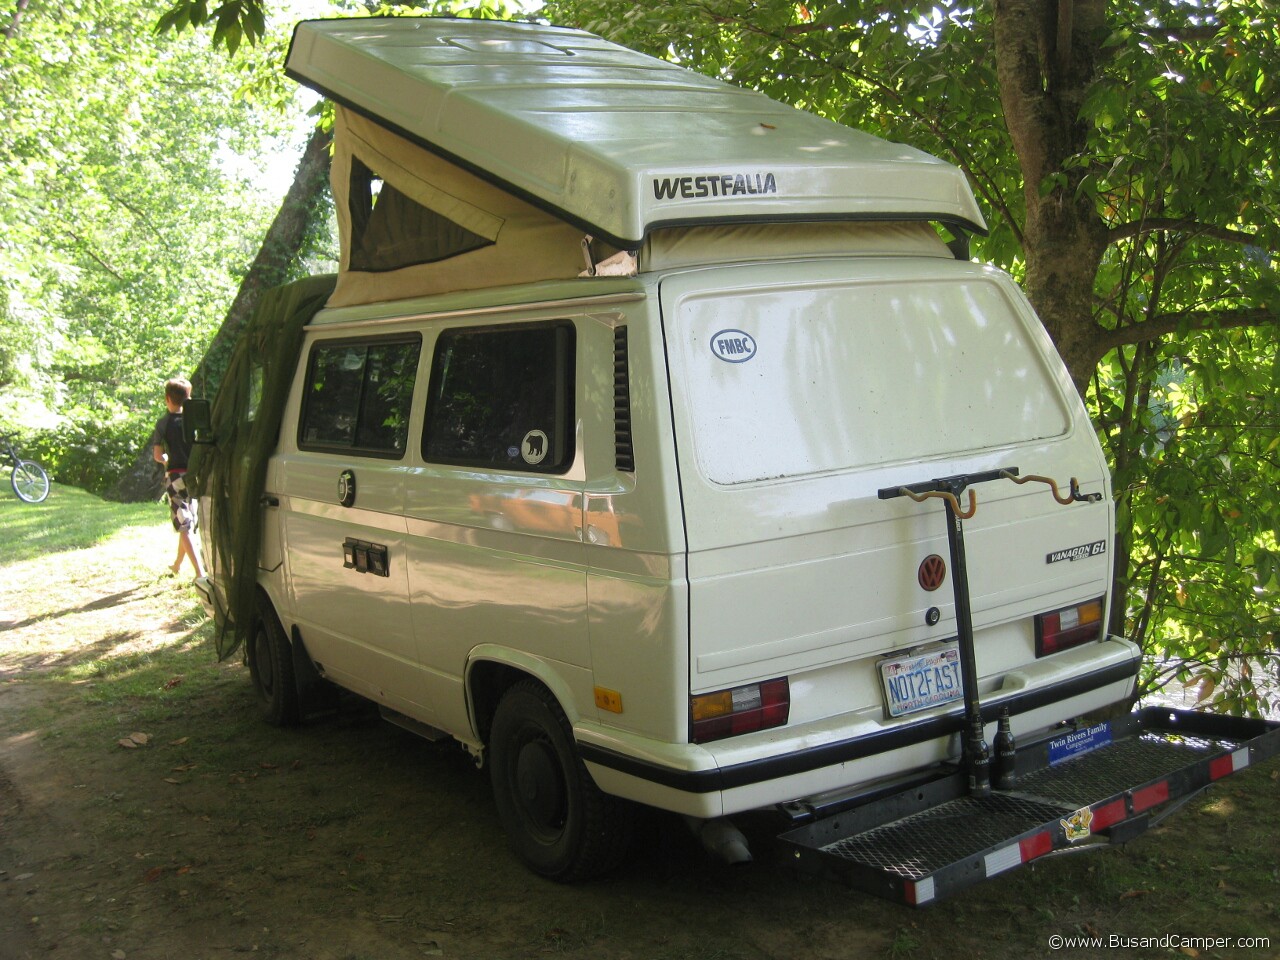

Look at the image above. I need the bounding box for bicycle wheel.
[11,459,50,503]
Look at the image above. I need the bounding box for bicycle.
[2,432,50,503]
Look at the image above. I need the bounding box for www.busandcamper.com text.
[1050,934,1269,951]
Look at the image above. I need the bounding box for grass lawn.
[0,483,1277,960]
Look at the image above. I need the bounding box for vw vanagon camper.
[190,17,1278,903]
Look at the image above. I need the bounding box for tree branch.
[62,229,125,282]
[4,0,29,39]
[1094,306,1279,354]
[1109,217,1260,246]
[1149,25,1222,44]
[103,189,167,243]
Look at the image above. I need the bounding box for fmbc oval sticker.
[710,329,757,363]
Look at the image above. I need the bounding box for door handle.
[260,494,280,508]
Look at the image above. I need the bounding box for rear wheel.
[247,596,299,726]
[11,460,49,503]
[488,680,633,881]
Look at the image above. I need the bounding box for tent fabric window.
[348,157,493,273]
[326,107,587,308]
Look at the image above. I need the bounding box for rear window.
[423,322,575,473]
[671,276,1071,484]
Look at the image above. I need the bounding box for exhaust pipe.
[685,816,752,865]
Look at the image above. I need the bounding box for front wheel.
[488,681,634,881]
[11,460,49,503]
[247,596,299,726]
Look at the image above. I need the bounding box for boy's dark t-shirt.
[150,411,189,472]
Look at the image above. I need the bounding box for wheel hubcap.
[515,738,566,833]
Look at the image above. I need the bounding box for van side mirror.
[183,398,214,445]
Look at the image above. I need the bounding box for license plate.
[879,643,963,718]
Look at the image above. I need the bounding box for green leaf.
[1199,507,1231,559]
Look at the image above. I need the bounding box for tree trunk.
[192,125,333,398]
[4,0,30,39]
[992,0,1110,393]
[105,125,332,503]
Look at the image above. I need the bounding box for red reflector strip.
[1019,831,1053,862]
[1209,748,1249,780]
[1131,781,1170,813]
[1091,798,1128,831]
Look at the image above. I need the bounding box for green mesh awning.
[189,275,338,661]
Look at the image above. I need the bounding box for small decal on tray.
[1061,806,1094,843]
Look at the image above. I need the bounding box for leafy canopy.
[537,0,1279,714]
[0,0,306,489]
[128,0,1280,713]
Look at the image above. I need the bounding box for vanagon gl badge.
[710,329,757,363]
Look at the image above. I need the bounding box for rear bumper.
[580,638,1140,817]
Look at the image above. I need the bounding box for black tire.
[247,596,300,726]
[11,460,49,503]
[488,680,634,881]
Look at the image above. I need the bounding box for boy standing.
[151,378,206,577]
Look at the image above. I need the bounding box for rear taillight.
[1035,598,1104,657]
[690,678,789,743]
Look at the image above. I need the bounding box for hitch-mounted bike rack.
[774,468,1279,905]
[878,466,1102,796]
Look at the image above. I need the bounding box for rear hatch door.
[658,258,1111,699]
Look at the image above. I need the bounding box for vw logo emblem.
[918,555,947,592]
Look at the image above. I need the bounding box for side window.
[423,323,575,473]
[299,336,421,458]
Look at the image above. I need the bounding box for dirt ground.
[1,516,1278,960]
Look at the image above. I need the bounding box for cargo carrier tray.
[777,708,1280,906]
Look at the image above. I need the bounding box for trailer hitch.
[878,466,1105,797]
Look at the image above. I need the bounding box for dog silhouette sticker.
[522,429,549,465]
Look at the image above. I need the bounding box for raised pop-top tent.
[285,17,987,307]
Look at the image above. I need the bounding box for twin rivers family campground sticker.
[1049,722,1113,843]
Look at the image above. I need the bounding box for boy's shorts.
[166,472,198,533]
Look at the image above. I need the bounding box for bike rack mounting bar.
[880,468,1019,796]
[877,466,1103,798]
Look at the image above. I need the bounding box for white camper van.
[189,17,1278,904]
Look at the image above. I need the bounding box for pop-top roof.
[285,17,986,249]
